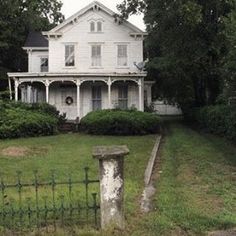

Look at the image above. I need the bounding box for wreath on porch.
[65,96,74,105]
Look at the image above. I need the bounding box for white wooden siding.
[28,51,49,73]
[48,10,143,73]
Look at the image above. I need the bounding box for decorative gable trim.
[44,1,146,36]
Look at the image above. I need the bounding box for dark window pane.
[92,86,102,110]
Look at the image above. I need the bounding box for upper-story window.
[40,57,48,72]
[91,45,102,67]
[89,20,103,32]
[117,45,128,67]
[65,45,75,67]
[90,21,95,32]
[97,21,102,32]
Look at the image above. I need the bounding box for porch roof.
[8,72,147,79]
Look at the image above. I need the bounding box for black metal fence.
[0,167,100,233]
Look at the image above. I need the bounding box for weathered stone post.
[92,145,129,230]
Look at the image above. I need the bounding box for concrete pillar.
[14,79,19,102]
[76,81,81,119]
[107,77,112,109]
[92,145,129,230]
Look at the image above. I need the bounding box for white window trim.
[40,56,49,72]
[88,18,104,33]
[90,44,103,68]
[64,43,77,68]
[116,44,129,68]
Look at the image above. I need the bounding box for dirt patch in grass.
[1,146,48,157]
[208,228,236,236]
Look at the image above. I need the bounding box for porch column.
[45,80,49,103]
[107,77,112,109]
[14,78,19,102]
[77,80,81,119]
[138,78,143,111]
[8,77,13,100]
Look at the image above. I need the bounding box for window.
[91,45,101,67]
[40,57,48,72]
[89,21,103,32]
[118,85,128,109]
[92,86,102,111]
[97,21,102,32]
[117,45,128,67]
[90,21,95,32]
[65,45,75,67]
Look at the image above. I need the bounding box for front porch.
[8,73,150,120]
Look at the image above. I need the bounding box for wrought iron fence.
[0,167,100,233]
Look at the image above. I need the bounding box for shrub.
[0,101,64,139]
[188,105,236,141]
[80,109,160,135]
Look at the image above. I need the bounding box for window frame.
[92,86,102,111]
[97,21,102,32]
[117,44,128,67]
[118,85,128,109]
[90,21,95,32]
[91,44,102,67]
[40,57,48,72]
[65,44,75,67]
[89,20,103,33]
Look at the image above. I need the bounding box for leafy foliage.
[0,101,65,139]
[188,105,236,140]
[0,0,64,90]
[223,3,236,99]
[80,109,160,135]
[118,0,234,111]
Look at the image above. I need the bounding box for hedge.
[0,101,65,139]
[188,105,236,141]
[80,109,160,135]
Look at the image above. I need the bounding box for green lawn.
[0,122,235,236]
[0,133,156,233]
[129,122,236,236]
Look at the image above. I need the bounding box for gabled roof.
[24,31,48,48]
[47,1,145,34]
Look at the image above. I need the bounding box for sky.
[61,0,145,31]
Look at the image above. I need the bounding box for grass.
[0,121,235,236]
[129,122,236,236]
[0,133,156,233]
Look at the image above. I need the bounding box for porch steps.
[59,122,77,133]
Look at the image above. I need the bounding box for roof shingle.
[24,31,48,48]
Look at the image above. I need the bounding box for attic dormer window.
[89,20,103,33]
[97,21,102,32]
[90,21,95,32]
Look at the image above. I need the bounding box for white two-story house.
[8,1,153,120]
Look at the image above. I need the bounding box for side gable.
[44,1,145,35]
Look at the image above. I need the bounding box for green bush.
[80,109,160,135]
[0,101,64,139]
[189,105,236,141]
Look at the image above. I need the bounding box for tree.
[0,0,64,92]
[118,0,233,111]
[223,2,236,99]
